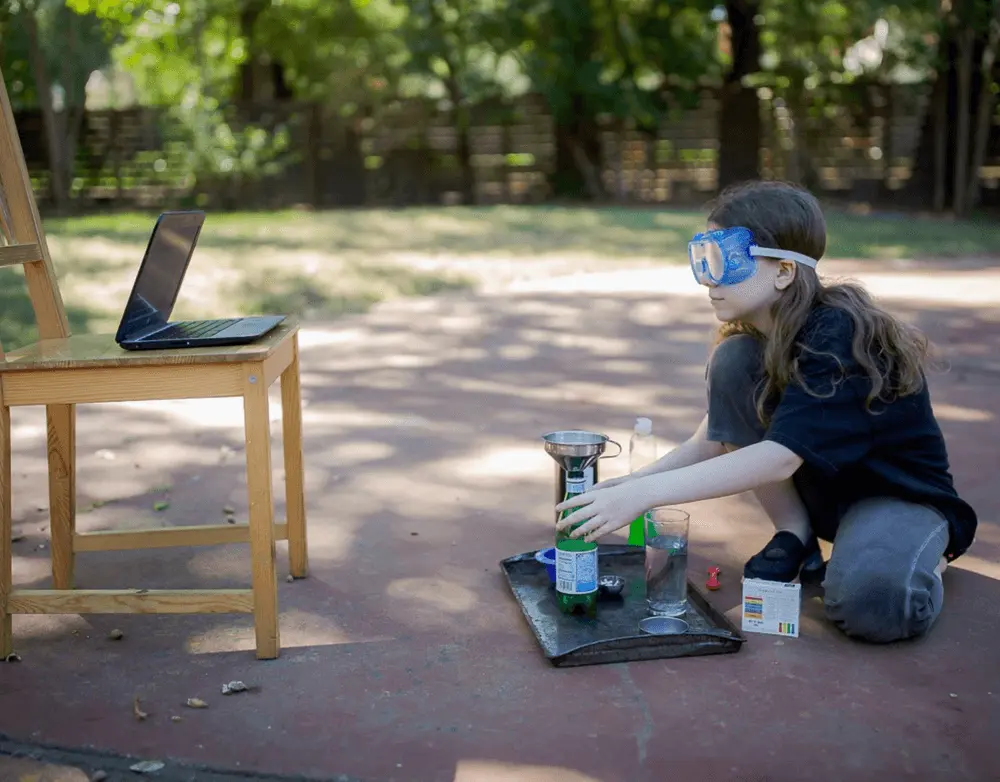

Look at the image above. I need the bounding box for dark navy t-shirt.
[763,305,977,561]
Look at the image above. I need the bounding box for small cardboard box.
[741,578,802,638]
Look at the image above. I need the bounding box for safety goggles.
[688,226,819,287]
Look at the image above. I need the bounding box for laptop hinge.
[129,322,171,341]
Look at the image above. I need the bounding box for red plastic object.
[706,566,722,591]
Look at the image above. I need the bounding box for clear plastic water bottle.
[627,417,657,546]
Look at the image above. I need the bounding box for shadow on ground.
[0,286,997,782]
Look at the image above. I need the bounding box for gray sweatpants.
[706,334,949,643]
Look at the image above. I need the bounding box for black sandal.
[743,531,824,583]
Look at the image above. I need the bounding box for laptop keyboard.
[154,318,241,340]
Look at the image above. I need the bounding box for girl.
[555,180,978,643]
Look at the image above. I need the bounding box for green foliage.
[2,0,113,111]
[505,0,720,126]
[66,0,242,106]
[162,96,295,195]
[36,0,973,208]
[758,0,940,90]
[398,0,528,106]
[252,0,411,109]
[61,0,299,192]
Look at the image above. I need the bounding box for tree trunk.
[22,6,69,214]
[551,95,605,200]
[952,27,975,216]
[932,71,948,212]
[237,0,268,102]
[903,4,995,211]
[272,63,293,100]
[445,77,475,205]
[880,83,895,199]
[964,2,1000,211]
[716,0,762,190]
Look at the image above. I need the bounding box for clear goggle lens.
[689,239,726,283]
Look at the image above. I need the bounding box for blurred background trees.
[2,0,998,216]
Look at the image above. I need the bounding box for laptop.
[115,210,285,350]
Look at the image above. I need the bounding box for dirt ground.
[1,258,998,782]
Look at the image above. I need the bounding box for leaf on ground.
[221,680,252,695]
[153,501,170,511]
[133,696,149,721]
[129,760,165,773]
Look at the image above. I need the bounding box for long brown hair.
[707,180,931,425]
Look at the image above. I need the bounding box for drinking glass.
[644,507,690,617]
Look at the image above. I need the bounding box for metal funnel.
[541,430,619,475]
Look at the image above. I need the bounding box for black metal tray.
[501,544,745,667]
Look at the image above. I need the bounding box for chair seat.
[1,317,299,372]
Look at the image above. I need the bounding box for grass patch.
[0,204,992,353]
[43,204,1000,263]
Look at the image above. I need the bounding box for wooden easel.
[0,67,307,660]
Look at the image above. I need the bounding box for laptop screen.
[116,211,205,340]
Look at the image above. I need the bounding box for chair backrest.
[0,65,70,360]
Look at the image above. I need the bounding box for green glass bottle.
[555,472,588,543]
[555,538,599,617]
[555,472,598,617]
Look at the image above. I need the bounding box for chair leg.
[243,363,279,660]
[1,398,12,657]
[281,333,308,579]
[46,404,75,590]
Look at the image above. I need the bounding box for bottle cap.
[634,417,653,435]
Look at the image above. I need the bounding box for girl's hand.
[554,479,656,543]
[589,474,632,491]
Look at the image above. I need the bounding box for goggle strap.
[749,246,819,268]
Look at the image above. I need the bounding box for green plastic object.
[626,515,645,546]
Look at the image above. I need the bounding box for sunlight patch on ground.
[496,343,537,361]
[385,577,479,614]
[451,445,550,481]
[952,553,1000,580]
[932,402,994,423]
[514,328,636,354]
[184,608,366,654]
[598,358,657,375]
[10,550,52,584]
[298,326,370,348]
[453,761,605,782]
[424,373,655,410]
[838,271,1000,305]
[111,397,282,429]
[10,419,46,442]
[48,235,144,266]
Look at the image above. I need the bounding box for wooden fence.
[13,83,1000,211]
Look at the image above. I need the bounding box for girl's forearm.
[637,440,803,508]
[631,416,724,479]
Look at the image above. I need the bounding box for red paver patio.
[1,265,998,782]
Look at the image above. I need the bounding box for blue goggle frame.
[688,226,819,287]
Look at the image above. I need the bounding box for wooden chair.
[0,68,307,661]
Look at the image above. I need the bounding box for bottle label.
[555,545,598,595]
[565,467,594,494]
